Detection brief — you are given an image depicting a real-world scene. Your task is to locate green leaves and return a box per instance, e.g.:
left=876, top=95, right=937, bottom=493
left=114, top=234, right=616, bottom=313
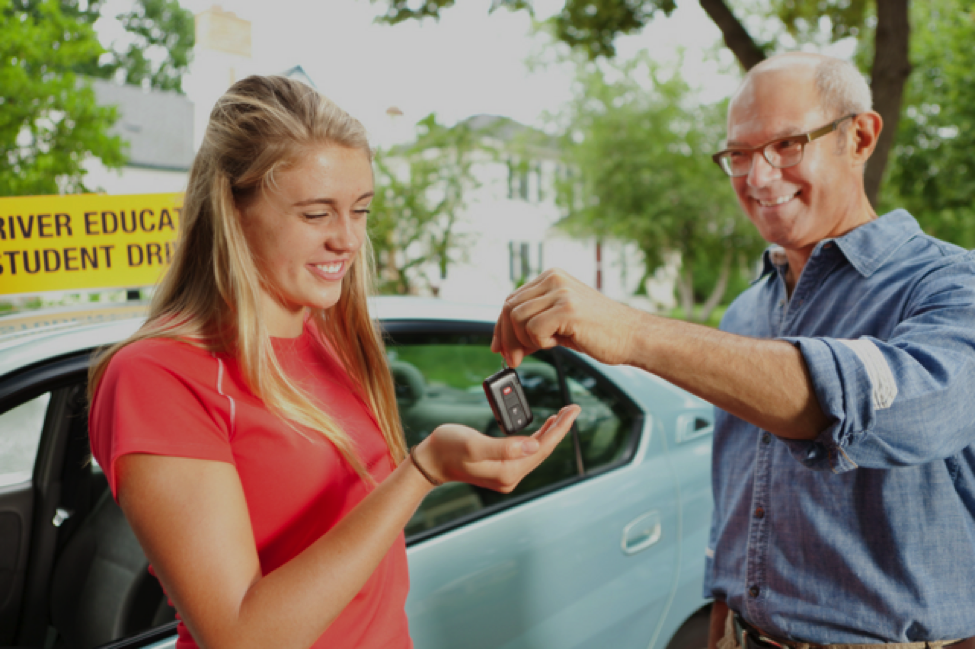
left=881, top=0, right=975, bottom=248
left=554, top=53, right=764, bottom=319
left=370, top=115, right=485, bottom=294
left=553, top=0, right=674, bottom=59
left=0, top=0, right=125, bottom=196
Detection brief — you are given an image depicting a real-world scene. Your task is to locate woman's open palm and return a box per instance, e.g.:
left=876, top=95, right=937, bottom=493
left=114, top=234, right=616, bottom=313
left=417, top=404, right=581, bottom=493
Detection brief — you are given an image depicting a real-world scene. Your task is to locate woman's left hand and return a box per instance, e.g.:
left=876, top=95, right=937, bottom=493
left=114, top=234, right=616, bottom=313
left=413, top=404, right=581, bottom=493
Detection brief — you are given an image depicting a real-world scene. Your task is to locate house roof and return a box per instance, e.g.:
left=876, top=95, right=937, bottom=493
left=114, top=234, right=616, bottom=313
left=280, top=65, right=317, bottom=89
left=461, top=114, right=560, bottom=157
left=91, top=79, right=195, bottom=171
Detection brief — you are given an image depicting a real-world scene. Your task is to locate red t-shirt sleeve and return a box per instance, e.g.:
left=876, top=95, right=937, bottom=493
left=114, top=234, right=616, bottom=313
left=89, top=339, right=236, bottom=499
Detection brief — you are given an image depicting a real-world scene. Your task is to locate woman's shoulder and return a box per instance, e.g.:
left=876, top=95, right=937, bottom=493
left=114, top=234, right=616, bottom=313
left=106, top=337, right=222, bottom=387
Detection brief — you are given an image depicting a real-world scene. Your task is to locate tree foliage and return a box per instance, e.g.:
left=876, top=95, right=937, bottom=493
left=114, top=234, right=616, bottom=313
left=370, top=114, right=486, bottom=295
left=377, top=0, right=911, bottom=207
left=80, top=0, right=195, bottom=93
left=0, top=0, right=125, bottom=195
left=555, top=54, right=765, bottom=321
left=880, top=0, right=975, bottom=248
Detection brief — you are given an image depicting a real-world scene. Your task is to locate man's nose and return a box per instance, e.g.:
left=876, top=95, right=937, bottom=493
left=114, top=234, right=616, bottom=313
left=747, top=151, right=781, bottom=188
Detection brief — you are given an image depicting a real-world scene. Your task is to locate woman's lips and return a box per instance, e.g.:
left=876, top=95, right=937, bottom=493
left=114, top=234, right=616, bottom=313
left=308, top=260, right=347, bottom=281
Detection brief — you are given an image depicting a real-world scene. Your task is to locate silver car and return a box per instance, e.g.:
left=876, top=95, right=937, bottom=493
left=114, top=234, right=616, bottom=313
left=0, top=297, right=714, bottom=648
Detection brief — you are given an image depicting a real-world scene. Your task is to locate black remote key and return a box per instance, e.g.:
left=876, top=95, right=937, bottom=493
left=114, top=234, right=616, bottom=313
left=483, top=367, right=534, bottom=435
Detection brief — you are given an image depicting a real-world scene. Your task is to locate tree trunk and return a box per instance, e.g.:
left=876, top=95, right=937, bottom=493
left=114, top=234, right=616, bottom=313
left=677, top=267, right=695, bottom=321
left=699, top=250, right=732, bottom=323
left=866, top=0, right=911, bottom=207
left=698, top=0, right=766, bottom=71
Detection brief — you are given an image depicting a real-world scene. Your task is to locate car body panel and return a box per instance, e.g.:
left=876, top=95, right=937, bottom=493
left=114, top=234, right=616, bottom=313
left=0, top=300, right=713, bottom=648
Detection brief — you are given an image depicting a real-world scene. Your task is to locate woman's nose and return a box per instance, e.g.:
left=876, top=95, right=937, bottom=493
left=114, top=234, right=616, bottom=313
left=327, top=213, right=361, bottom=251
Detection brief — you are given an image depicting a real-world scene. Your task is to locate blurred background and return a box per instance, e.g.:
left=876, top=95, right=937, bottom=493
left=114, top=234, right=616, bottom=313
left=2, top=0, right=971, bottom=324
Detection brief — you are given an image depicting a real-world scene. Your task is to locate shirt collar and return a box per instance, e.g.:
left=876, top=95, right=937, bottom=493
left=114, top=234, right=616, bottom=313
left=757, top=209, right=922, bottom=280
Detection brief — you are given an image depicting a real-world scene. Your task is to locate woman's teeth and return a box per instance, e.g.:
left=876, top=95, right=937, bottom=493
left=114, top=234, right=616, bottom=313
left=316, top=262, right=343, bottom=274
left=758, top=193, right=797, bottom=207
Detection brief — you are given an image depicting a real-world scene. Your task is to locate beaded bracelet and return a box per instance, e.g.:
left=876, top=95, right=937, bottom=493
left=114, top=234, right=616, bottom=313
left=409, top=445, right=443, bottom=487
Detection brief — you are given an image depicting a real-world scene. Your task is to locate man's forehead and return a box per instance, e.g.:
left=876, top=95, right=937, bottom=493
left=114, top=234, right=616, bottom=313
left=725, top=68, right=824, bottom=145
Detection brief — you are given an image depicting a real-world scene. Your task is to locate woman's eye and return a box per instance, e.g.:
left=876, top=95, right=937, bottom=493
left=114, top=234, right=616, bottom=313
left=354, top=209, right=371, bottom=217
left=304, top=212, right=329, bottom=220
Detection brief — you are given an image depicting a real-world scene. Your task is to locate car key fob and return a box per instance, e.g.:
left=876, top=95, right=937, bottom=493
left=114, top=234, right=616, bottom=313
left=483, top=366, right=534, bottom=435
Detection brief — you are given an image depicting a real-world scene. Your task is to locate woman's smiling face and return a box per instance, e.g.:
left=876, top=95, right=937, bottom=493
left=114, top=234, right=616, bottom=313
left=240, top=145, right=374, bottom=337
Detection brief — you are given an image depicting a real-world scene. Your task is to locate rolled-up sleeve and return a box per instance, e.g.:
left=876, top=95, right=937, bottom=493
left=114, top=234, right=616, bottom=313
left=781, top=256, right=975, bottom=473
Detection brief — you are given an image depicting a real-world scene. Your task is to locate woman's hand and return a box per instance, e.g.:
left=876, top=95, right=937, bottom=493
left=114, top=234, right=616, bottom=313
left=412, top=404, right=581, bottom=492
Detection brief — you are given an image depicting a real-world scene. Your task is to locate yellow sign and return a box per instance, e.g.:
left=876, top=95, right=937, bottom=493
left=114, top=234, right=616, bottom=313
left=0, top=193, right=182, bottom=296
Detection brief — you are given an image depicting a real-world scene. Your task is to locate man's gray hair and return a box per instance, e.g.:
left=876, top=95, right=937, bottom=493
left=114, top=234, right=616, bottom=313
left=815, top=57, right=872, bottom=118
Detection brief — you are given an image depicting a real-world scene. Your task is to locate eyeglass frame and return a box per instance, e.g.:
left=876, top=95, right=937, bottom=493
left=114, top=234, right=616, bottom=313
left=711, top=113, right=858, bottom=178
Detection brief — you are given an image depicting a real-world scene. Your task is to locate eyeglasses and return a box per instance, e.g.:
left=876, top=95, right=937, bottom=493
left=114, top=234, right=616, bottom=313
left=711, top=114, right=857, bottom=178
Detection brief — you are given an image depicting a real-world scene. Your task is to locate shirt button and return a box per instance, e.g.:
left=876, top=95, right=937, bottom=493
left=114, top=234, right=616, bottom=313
left=762, top=432, right=772, bottom=444
left=754, top=507, right=765, bottom=519
left=750, top=586, right=760, bottom=598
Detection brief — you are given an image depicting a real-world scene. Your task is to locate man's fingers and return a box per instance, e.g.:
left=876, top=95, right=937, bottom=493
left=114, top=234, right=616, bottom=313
left=508, top=293, right=566, bottom=354
left=495, top=271, right=572, bottom=365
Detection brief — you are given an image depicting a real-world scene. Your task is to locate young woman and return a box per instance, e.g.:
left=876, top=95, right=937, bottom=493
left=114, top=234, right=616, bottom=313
left=88, top=75, right=579, bottom=649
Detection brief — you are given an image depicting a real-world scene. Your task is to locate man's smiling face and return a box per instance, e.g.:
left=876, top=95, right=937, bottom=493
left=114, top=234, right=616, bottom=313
left=726, top=65, right=865, bottom=258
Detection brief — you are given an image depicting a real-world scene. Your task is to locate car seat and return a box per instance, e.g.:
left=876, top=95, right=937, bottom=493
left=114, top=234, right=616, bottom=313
left=48, top=480, right=175, bottom=647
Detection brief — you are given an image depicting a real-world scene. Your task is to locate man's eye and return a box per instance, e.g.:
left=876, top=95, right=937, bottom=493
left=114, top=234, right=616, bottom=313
left=728, top=150, right=746, bottom=159
left=775, top=139, right=802, bottom=150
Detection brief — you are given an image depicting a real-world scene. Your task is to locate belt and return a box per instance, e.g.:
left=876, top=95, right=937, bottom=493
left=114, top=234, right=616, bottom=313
left=732, top=612, right=972, bottom=650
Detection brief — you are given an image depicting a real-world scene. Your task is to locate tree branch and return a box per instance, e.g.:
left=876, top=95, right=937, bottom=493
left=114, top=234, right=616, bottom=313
left=697, top=0, right=766, bottom=71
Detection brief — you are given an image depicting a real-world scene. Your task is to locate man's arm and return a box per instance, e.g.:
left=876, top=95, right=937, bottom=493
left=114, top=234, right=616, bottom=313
left=492, top=269, right=829, bottom=440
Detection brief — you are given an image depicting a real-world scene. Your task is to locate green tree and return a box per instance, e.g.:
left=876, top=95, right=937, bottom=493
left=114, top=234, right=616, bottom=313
left=13, top=0, right=194, bottom=93
left=880, top=0, right=975, bottom=248
left=556, top=54, right=765, bottom=322
left=0, top=0, right=125, bottom=195
left=371, top=114, right=486, bottom=295
left=83, top=0, right=195, bottom=92
left=376, top=0, right=911, bottom=207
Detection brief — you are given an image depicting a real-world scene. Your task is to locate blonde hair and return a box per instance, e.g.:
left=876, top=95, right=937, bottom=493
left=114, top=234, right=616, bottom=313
left=89, top=75, right=406, bottom=478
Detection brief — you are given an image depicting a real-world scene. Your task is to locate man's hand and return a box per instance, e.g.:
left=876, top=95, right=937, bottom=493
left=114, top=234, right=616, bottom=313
left=491, top=269, right=641, bottom=368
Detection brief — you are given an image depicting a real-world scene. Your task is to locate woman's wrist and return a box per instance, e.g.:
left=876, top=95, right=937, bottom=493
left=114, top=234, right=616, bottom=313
left=407, top=438, right=446, bottom=489
left=409, top=444, right=442, bottom=487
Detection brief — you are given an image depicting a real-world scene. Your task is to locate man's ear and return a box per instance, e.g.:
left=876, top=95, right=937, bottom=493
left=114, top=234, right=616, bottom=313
left=850, top=111, right=883, bottom=165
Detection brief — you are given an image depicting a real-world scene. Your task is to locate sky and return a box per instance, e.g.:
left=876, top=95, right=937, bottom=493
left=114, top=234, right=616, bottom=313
left=93, top=0, right=860, bottom=149
left=95, top=0, right=746, bottom=147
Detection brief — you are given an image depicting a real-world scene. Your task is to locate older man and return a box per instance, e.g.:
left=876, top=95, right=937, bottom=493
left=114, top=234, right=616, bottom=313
left=493, top=52, right=975, bottom=648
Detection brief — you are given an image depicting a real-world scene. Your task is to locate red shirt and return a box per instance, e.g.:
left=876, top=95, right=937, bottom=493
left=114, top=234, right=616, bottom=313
left=89, top=323, right=412, bottom=648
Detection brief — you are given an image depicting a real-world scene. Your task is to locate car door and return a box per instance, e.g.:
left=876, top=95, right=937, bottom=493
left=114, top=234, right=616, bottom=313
left=386, top=320, right=683, bottom=648
left=0, top=352, right=177, bottom=649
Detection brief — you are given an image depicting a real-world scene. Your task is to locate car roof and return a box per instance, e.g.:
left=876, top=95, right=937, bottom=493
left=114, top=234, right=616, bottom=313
left=0, top=297, right=504, bottom=376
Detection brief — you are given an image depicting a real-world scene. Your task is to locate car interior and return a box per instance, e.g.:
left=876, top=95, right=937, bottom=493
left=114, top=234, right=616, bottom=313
left=0, top=325, right=643, bottom=648
left=0, top=357, right=177, bottom=649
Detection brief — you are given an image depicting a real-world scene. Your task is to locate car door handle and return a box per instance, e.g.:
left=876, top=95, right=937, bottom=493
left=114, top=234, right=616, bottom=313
left=621, top=510, right=661, bottom=556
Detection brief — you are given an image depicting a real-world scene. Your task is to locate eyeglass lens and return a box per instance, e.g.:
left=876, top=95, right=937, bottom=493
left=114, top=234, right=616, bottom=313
left=720, top=139, right=804, bottom=177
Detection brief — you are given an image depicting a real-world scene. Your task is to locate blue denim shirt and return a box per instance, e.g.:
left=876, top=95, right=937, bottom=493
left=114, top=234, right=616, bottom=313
left=704, top=210, right=975, bottom=644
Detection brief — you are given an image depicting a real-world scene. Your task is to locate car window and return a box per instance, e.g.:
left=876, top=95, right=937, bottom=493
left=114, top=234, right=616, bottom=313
left=0, top=392, right=50, bottom=487
left=561, top=355, right=639, bottom=472
left=387, top=332, right=578, bottom=539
